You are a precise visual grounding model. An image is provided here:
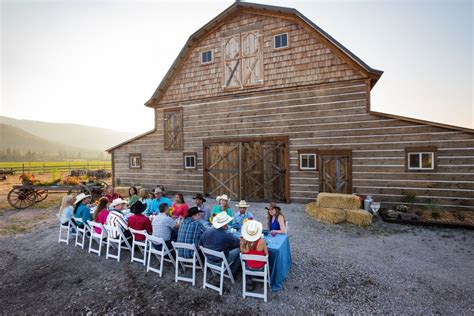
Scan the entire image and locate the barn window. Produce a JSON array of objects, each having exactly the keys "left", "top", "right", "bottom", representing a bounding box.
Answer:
[
  {"left": 406, "top": 147, "right": 437, "bottom": 171},
  {"left": 201, "top": 50, "right": 213, "bottom": 64},
  {"left": 274, "top": 33, "right": 288, "bottom": 49},
  {"left": 164, "top": 108, "right": 183, "bottom": 150},
  {"left": 300, "top": 153, "right": 317, "bottom": 170},
  {"left": 129, "top": 154, "right": 142, "bottom": 169},
  {"left": 183, "top": 152, "right": 197, "bottom": 170}
]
